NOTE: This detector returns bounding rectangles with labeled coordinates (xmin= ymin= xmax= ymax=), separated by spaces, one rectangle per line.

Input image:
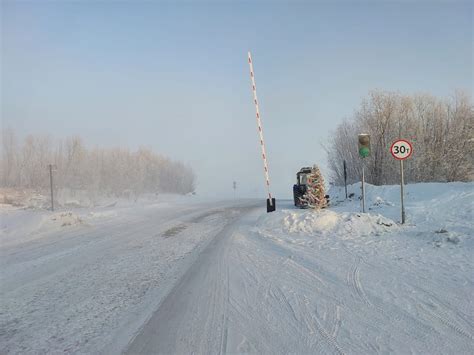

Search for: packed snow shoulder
xmin=258 ymin=209 xmax=396 ymax=238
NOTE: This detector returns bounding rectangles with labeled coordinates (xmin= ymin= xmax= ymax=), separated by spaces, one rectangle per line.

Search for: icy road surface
xmin=1 ymin=198 xmax=260 ymax=353
xmin=2 ymin=183 xmax=474 ymax=354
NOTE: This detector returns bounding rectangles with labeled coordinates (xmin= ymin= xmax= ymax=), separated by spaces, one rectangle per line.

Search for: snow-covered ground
xmin=1 ymin=182 xmax=473 ymax=354
xmin=240 ymin=182 xmax=473 ymax=353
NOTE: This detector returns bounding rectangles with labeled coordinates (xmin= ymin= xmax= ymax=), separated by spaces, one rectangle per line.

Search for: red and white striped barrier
xmin=248 ymin=52 xmax=274 ymax=208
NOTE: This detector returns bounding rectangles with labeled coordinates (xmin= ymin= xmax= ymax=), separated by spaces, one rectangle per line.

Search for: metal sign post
xmin=390 ymin=139 xmax=413 ymax=224
xmin=247 ymin=51 xmax=275 ymax=212
xmin=400 ymin=159 xmax=405 ymax=224
xmin=361 ymin=161 xmax=366 ymax=213
xmin=358 ymin=134 xmax=370 ymax=213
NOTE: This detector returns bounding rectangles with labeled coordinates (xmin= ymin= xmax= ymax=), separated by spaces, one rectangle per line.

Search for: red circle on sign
xmin=390 ymin=139 xmax=413 ymax=160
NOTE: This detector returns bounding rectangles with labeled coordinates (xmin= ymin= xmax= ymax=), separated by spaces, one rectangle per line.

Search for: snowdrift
xmin=256 ymin=181 xmax=473 ymax=248
xmin=258 ymin=209 xmax=396 ymax=238
xmin=0 ymin=188 xmax=199 ymax=211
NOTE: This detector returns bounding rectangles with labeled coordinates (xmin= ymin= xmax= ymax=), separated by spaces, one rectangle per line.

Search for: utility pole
xmin=233 ymin=181 xmax=237 ymax=200
xmin=48 ymin=164 xmax=54 ymax=211
xmin=343 ymin=160 xmax=348 ymax=199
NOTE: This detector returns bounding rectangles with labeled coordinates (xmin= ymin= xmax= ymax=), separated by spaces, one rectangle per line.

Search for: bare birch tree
xmin=326 ymin=90 xmax=473 ymax=185
xmin=0 ymin=131 xmax=196 ymax=196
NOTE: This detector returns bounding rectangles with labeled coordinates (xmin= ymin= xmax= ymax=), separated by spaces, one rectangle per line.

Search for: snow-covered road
xmin=0 ymin=199 xmax=261 ymax=354
xmin=1 ymin=183 xmax=473 ymax=354
xmin=126 ymin=201 xmax=473 ymax=354
xmin=125 ymin=207 xmax=257 ymax=354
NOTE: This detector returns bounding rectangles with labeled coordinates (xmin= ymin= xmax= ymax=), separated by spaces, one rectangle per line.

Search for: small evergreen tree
xmin=300 ymin=165 xmax=327 ymax=209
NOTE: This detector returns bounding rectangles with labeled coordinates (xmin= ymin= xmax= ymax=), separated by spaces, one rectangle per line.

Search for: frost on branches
xmin=300 ymin=165 xmax=327 ymax=209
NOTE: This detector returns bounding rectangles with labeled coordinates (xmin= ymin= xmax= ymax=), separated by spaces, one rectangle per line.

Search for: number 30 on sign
xmin=390 ymin=139 xmax=413 ymax=160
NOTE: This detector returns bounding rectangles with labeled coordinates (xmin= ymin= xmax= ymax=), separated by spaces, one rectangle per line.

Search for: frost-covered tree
xmin=1 ymin=127 xmax=19 ymax=186
xmin=326 ymin=90 xmax=473 ymax=185
xmin=0 ymin=131 xmax=196 ymax=196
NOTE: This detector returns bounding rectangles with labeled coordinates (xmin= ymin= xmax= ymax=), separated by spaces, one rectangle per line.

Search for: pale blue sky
xmin=1 ymin=0 xmax=472 ymax=198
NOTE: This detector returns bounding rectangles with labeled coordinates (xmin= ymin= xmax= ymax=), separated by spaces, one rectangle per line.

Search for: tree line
xmin=1 ymin=130 xmax=196 ymax=197
xmin=326 ymin=90 xmax=473 ymax=186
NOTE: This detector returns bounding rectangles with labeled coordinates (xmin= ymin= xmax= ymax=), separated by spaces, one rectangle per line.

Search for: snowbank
xmin=258 ymin=209 xmax=396 ymax=238
xmin=256 ymin=181 xmax=473 ymax=249
xmin=0 ymin=188 xmax=50 ymax=209
xmin=0 ymin=188 xmax=203 ymax=211
xmin=42 ymin=211 xmax=84 ymax=228
xmin=329 ymin=181 xmax=473 ymax=217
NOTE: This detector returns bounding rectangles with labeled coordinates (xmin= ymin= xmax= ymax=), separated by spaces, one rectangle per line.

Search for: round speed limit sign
xmin=390 ymin=139 xmax=413 ymax=160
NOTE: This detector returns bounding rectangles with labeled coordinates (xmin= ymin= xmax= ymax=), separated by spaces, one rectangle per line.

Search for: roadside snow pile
xmin=1 ymin=210 xmax=86 ymax=248
xmin=0 ymin=188 xmax=93 ymax=209
xmin=257 ymin=209 xmax=396 ymax=240
xmin=372 ymin=196 xmax=394 ymax=207
xmin=42 ymin=211 xmax=84 ymax=228
xmin=257 ymin=181 xmax=472 ymax=249
xmin=329 ymin=181 xmax=472 ymax=215
xmin=0 ymin=188 xmax=50 ymax=209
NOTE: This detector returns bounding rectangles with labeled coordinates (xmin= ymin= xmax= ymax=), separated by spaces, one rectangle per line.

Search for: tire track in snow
xmin=344 ymin=255 xmax=443 ymax=348
xmin=409 ymin=283 xmax=474 ymax=338
xmin=236 ymin=229 xmax=349 ymax=353
xmin=341 ymin=230 xmax=472 ymax=350
xmin=230 ymin=234 xmax=324 ymax=353
xmin=346 ymin=257 xmax=370 ymax=306
xmin=353 ymin=260 xmax=472 ymax=349
xmin=312 ymin=312 xmax=346 ymax=355
xmin=297 ymin=296 xmax=346 ymax=355
xmin=270 ymin=285 xmax=299 ymax=325
xmin=283 ymin=257 xmax=328 ymax=287
xmin=331 ymin=305 xmax=342 ymax=339
xmin=123 ymin=206 xmax=258 ymax=354
xmin=419 ymin=302 xmax=474 ymax=342
xmin=295 ymin=295 xmax=323 ymax=352
xmin=344 ymin=237 xmax=473 ymax=348
xmin=219 ymin=264 xmax=230 ymax=355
